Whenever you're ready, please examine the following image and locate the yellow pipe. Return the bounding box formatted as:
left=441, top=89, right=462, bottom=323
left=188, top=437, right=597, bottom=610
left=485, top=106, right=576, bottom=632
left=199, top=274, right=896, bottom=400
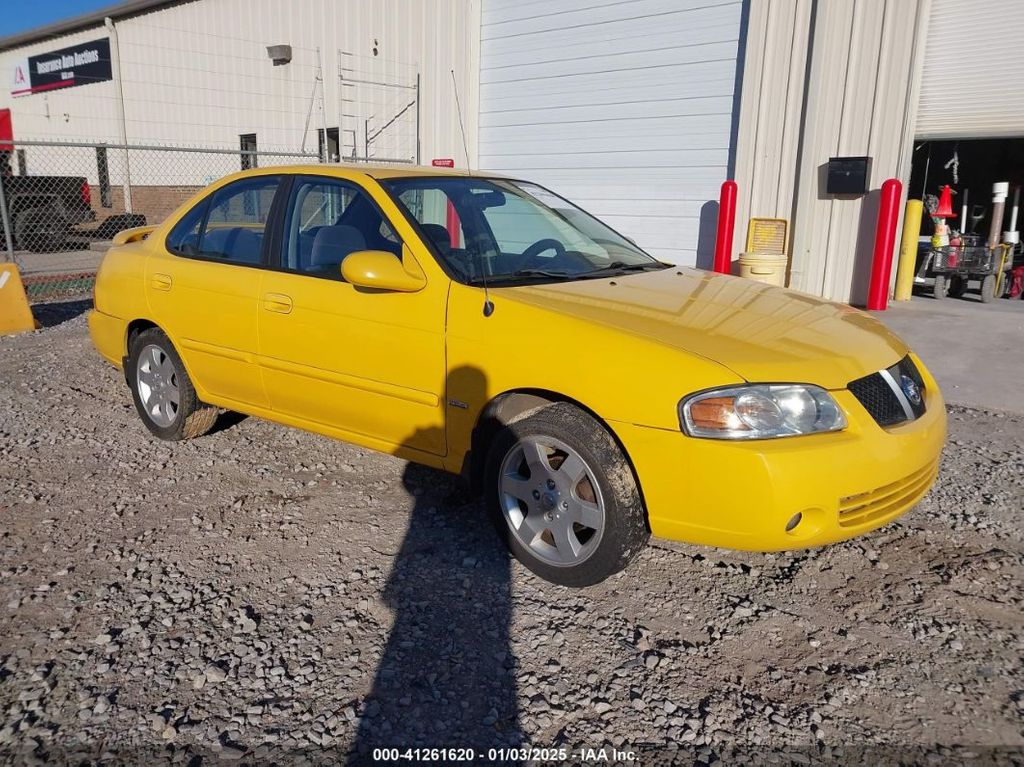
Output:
left=995, top=243, right=1011, bottom=297
left=894, top=199, right=924, bottom=301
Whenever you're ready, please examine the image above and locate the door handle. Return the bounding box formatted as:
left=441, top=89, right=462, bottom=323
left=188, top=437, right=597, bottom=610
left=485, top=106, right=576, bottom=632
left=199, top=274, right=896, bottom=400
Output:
left=262, top=293, right=293, bottom=314
left=150, top=273, right=172, bottom=291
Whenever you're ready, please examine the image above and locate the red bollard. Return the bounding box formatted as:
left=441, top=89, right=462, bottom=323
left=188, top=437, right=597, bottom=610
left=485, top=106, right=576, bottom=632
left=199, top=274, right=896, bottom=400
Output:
left=713, top=180, right=737, bottom=274
left=866, top=178, right=903, bottom=310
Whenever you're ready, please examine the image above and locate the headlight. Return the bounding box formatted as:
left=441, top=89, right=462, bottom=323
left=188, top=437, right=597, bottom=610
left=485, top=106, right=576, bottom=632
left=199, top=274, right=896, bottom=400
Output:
left=679, top=384, right=846, bottom=440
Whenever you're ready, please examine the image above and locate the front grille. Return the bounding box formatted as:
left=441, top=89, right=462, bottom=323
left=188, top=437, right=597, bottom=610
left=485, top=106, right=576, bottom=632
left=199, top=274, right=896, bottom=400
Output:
left=838, top=459, right=939, bottom=528
left=848, top=356, right=926, bottom=427
left=848, top=371, right=905, bottom=426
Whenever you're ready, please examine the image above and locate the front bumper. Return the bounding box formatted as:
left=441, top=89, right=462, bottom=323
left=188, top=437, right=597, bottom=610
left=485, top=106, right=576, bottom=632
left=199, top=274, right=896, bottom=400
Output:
left=612, top=354, right=947, bottom=551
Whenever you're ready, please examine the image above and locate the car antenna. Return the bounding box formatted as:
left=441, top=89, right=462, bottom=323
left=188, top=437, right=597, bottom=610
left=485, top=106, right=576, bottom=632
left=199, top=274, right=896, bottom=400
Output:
left=451, top=68, right=494, bottom=317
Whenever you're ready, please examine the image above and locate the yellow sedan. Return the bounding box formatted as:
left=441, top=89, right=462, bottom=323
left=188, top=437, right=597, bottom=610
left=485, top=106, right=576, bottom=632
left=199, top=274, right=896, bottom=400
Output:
left=89, top=166, right=946, bottom=586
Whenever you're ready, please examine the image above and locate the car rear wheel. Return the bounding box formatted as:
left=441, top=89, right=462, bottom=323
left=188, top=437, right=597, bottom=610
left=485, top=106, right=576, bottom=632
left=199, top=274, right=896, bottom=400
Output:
left=485, top=402, right=649, bottom=587
left=128, top=328, right=217, bottom=441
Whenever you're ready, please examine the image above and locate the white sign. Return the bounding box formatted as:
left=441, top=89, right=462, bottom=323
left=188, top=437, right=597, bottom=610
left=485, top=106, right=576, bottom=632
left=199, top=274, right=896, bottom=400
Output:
left=10, top=58, right=30, bottom=97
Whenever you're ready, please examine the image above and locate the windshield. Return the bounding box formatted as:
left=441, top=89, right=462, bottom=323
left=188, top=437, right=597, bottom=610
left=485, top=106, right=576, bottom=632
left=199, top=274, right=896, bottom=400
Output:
left=380, top=177, right=667, bottom=284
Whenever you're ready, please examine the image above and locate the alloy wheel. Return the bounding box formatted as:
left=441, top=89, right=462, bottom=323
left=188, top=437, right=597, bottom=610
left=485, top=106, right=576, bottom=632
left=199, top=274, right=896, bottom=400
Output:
left=136, top=344, right=180, bottom=427
left=498, top=436, right=606, bottom=568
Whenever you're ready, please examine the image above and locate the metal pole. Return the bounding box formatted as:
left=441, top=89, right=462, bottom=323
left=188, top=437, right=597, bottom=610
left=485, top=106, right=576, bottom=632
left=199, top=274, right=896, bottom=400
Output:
left=339, top=50, right=356, bottom=159
left=0, top=171, right=15, bottom=260
left=987, top=182, right=1008, bottom=250
left=317, top=47, right=329, bottom=163
left=105, top=16, right=133, bottom=213
left=0, top=138, right=314, bottom=157
left=299, top=58, right=320, bottom=155
left=415, top=73, right=421, bottom=165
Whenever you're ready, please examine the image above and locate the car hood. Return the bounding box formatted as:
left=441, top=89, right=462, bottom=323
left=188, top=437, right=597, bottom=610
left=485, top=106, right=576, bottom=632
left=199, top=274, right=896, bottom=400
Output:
left=502, top=268, right=908, bottom=390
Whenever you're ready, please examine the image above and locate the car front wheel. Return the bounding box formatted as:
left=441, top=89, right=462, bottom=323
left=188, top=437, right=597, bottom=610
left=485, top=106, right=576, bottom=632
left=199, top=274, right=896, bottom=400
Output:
left=485, top=402, right=649, bottom=587
left=127, top=327, right=218, bottom=441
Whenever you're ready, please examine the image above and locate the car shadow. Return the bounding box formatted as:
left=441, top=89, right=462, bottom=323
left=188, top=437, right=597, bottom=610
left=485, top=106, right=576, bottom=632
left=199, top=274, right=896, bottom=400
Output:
left=31, top=298, right=92, bottom=327
left=348, top=367, right=522, bottom=762
left=207, top=410, right=249, bottom=435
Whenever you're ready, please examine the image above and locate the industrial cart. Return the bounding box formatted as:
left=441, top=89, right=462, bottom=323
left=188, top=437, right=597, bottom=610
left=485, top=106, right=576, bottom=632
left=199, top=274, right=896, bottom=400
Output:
left=916, top=234, right=1013, bottom=302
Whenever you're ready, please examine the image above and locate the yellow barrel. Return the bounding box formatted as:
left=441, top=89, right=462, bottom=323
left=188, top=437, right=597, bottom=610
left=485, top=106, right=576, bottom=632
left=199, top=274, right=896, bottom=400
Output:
left=738, top=252, right=788, bottom=286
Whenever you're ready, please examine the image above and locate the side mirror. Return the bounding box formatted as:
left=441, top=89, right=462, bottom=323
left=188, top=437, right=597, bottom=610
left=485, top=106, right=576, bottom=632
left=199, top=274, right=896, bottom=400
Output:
left=340, top=249, right=426, bottom=293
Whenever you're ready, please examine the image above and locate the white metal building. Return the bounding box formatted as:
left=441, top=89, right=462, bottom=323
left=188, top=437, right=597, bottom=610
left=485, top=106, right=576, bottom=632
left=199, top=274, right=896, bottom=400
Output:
left=1, top=0, right=481, bottom=164
left=477, top=0, right=744, bottom=266
left=3, top=0, right=1024, bottom=302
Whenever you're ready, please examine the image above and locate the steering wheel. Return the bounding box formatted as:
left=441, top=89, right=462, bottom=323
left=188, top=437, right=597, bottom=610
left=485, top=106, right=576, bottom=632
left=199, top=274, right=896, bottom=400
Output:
left=521, top=238, right=567, bottom=266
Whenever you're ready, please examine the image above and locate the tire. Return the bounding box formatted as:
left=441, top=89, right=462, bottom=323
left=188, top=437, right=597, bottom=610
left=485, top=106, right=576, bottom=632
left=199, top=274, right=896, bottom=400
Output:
left=484, top=402, right=649, bottom=587
left=948, top=275, right=967, bottom=298
left=980, top=273, right=997, bottom=303
left=932, top=274, right=948, bottom=300
left=127, top=327, right=218, bottom=441
left=997, top=273, right=1011, bottom=299
left=13, top=207, right=70, bottom=252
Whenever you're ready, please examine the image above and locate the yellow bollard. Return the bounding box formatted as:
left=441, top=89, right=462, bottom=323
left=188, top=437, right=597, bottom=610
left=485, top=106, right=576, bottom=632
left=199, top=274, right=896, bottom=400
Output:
left=0, top=263, right=36, bottom=336
left=894, top=199, right=924, bottom=301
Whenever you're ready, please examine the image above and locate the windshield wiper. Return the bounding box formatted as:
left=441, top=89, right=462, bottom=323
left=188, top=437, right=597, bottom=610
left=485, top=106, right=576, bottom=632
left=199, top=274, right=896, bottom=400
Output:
left=511, top=268, right=576, bottom=279
left=467, top=263, right=666, bottom=285
left=466, top=268, right=575, bottom=285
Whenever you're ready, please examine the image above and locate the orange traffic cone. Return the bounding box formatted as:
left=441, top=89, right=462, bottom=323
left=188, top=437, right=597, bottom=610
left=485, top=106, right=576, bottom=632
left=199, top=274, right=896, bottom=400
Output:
left=935, top=184, right=956, bottom=217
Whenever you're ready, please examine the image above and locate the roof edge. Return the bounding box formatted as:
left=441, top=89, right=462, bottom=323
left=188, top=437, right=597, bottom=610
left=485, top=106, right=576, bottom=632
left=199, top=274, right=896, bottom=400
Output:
left=0, top=0, right=191, bottom=53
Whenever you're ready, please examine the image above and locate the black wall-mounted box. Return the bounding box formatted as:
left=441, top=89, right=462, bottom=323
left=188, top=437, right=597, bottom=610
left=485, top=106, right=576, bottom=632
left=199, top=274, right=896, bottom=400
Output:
left=826, top=156, right=872, bottom=195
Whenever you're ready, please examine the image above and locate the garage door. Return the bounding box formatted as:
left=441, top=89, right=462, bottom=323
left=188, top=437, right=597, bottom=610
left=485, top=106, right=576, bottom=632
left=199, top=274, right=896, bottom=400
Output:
left=478, top=0, right=745, bottom=265
left=916, top=0, right=1024, bottom=139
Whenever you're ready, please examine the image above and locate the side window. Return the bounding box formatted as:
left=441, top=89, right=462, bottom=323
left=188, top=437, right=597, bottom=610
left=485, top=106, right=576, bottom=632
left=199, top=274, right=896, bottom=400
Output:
left=166, top=199, right=208, bottom=255
left=197, top=176, right=279, bottom=265
left=281, top=177, right=401, bottom=277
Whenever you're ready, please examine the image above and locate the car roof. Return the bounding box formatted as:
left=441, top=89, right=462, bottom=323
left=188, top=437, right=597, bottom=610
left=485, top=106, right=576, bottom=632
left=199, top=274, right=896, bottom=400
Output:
left=230, top=164, right=509, bottom=181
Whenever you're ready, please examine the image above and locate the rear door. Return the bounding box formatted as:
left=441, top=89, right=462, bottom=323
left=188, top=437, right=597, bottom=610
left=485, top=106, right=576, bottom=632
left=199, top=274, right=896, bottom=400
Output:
left=146, top=174, right=281, bottom=409
left=255, top=174, right=448, bottom=455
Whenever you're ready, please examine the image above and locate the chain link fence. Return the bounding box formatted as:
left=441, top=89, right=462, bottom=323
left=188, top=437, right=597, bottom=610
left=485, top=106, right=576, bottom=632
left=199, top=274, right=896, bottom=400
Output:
left=0, top=140, right=322, bottom=304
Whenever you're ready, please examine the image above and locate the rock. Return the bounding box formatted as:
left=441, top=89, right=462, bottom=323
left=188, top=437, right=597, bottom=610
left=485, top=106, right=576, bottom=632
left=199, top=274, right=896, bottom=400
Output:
left=205, top=665, right=228, bottom=683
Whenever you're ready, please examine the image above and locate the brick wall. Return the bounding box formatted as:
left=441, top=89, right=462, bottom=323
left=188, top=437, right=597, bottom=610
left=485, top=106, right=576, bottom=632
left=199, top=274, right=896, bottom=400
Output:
left=85, top=184, right=202, bottom=231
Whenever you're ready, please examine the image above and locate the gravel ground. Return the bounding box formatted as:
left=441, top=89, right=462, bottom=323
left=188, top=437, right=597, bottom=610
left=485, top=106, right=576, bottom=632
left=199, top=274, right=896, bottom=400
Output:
left=1, top=312, right=1022, bottom=765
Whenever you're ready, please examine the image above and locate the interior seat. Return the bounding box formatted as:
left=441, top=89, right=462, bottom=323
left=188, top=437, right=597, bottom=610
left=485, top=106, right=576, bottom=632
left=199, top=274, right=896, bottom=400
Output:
left=309, top=225, right=367, bottom=276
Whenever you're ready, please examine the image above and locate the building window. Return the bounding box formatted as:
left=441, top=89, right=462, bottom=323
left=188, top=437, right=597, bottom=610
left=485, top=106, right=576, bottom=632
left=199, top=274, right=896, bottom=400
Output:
left=240, top=133, right=258, bottom=170
left=318, top=127, right=340, bottom=163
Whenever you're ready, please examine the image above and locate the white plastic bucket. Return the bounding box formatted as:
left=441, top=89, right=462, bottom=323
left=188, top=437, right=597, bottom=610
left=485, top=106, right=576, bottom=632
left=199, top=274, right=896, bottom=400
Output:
left=738, top=252, right=788, bottom=287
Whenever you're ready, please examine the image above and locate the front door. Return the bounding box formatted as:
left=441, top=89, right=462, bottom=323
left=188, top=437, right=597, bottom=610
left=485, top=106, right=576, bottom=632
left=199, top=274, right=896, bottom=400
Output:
left=145, top=174, right=281, bottom=409
left=256, top=175, right=448, bottom=456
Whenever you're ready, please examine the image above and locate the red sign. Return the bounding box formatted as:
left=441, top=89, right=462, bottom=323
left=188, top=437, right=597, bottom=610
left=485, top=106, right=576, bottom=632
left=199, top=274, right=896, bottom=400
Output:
left=431, top=158, right=455, bottom=168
